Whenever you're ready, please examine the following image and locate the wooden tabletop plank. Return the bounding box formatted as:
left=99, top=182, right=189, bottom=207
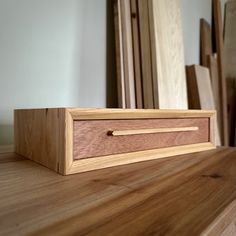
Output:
left=0, top=148, right=236, bottom=235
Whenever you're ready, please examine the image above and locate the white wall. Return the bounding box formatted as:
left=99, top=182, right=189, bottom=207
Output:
left=0, top=0, right=107, bottom=144
left=0, top=0, right=228, bottom=145
left=181, top=0, right=227, bottom=65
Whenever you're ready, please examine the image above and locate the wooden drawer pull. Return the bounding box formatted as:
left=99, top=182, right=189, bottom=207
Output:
left=107, top=127, right=199, bottom=136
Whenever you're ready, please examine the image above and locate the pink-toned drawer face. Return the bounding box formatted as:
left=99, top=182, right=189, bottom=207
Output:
left=73, top=118, right=209, bottom=160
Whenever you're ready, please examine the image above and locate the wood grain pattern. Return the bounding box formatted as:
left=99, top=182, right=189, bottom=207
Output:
left=207, top=54, right=222, bottom=142
left=69, top=108, right=215, bottom=120
left=1, top=148, right=236, bottom=235
left=114, top=0, right=126, bottom=108
left=224, top=1, right=236, bottom=146
left=70, top=142, right=215, bottom=174
left=213, top=0, right=228, bottom=146
left=202, top=199, right=236, bottom=235
left=137, top=0, right=154, bottom=108
left=149, top=0, right=188, bottom=109
left=114, top=0, right=136, bottom=108
left=200, top=19, right=212, bottom=67
left=186, top=65, right=215, bottom=109
left=73, top=118, right=209, bottom=159
left=119, top=0, right=136, bottom=108
left=130, top=0, right=143, bottom=108
left=186, top=65, right=221, bottom=145
left=15, top=108, right=216, bottom=175
left=14, top=108, right=66, bottom=173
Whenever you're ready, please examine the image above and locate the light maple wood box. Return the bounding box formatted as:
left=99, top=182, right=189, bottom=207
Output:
left=14, top=108, right=216, bottom=175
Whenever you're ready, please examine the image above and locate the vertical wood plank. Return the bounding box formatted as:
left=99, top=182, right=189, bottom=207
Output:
left=200, top=19, right=212, bottom=67
left=148, top=0, right=159, bottom=108
left=207, top=54, right=222, bottom=145
left=186, top=65, right=215, bottom=109
left=213, top=0, right=228, bottom=146
left=137, top=0, right=154, bottom=109
left=114, top=0, right=126, bottom=108
left=120, top=0, right=136, bottom=108
left=130, top=0, right=143, bottom=108
left=149, top=0, right=188, bottom=109
left=114, top=0, right=136, bottom=108
left=224, top=0, right=236, bottom=146
left=186, top=65, right=221, bottom=145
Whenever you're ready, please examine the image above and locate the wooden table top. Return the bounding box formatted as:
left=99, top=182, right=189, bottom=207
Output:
left=1, top=148, right=236, bottom=235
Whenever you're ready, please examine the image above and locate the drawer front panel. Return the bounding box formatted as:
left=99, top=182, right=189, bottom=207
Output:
left=73, top=118, right=209, bottom=160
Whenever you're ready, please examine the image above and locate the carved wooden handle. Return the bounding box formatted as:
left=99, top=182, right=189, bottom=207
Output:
left=107, top=127, right=199, bottom=136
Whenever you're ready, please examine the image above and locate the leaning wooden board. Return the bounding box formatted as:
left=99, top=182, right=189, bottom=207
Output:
left=14, top=108, right=216, bottom=175
left=207, top=55, right=223, bottom=144
left=130, top=0, right=143, bottom=108
left=114, top=0, right=136, bottom=108
left=1, top=148, right=236, bottom=235
left=213, top=0, right=228, bottom=146
left=149, top=0, right=188, bottom=109
left=224, top=0, right=236, bottom=146
left=186, top=65, right=215, bottom=110
left=200, top=18, right=212, bottom=67
left=138, top=0, right=154, bottom=108
left=186, top=65, right=221, bottom=145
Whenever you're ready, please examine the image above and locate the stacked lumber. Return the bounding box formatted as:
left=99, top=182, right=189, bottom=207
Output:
left=187, top=0, right=230, bottom=146
left=114, top=0, right=188, bottom=109
left=114, top=0, right=232, bottom=146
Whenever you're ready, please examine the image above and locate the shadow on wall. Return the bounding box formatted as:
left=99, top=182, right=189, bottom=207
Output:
left=106, top=0, right=118, bottom=108
left=0, top=124, right=14, bottom=145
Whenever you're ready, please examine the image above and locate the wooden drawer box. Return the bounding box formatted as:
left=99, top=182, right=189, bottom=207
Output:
left=14, top=108, right=216, bottom=175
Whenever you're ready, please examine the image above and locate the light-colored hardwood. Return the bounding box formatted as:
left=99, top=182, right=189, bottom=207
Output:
left=119, top=0, right=136, bottom=108
left=15, top=108, right=216, bottom=175
left=68, top=108, right=215, bottom=119
left=200, top=19, right=212, bottom=67
left=207, top=54, right=222, bottom=142
left=186, top=65, right=220, bottom=146
left=70, top=142, right=214, bottom=174
left=1, top=148, right=236, bottom=235
left=137, top=0, right=154, bottom=108
left=213, top=0, right=228, bottom=146
left=73, top=118, right=209, bottom=159
left=186, top=65, right=215, bottom=110
left=149, top=0, right=187, bottom=109
left=114, top=0, right=136, bottom=108
left=114, top=0, right=126, bottom=108
left=109, top=126, right=199, bottom=136
left=130, top=0, right=143, bottom=108
left=14, top=108, right=65, bottom=173
left=202, top=199, right=236, bottom=236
